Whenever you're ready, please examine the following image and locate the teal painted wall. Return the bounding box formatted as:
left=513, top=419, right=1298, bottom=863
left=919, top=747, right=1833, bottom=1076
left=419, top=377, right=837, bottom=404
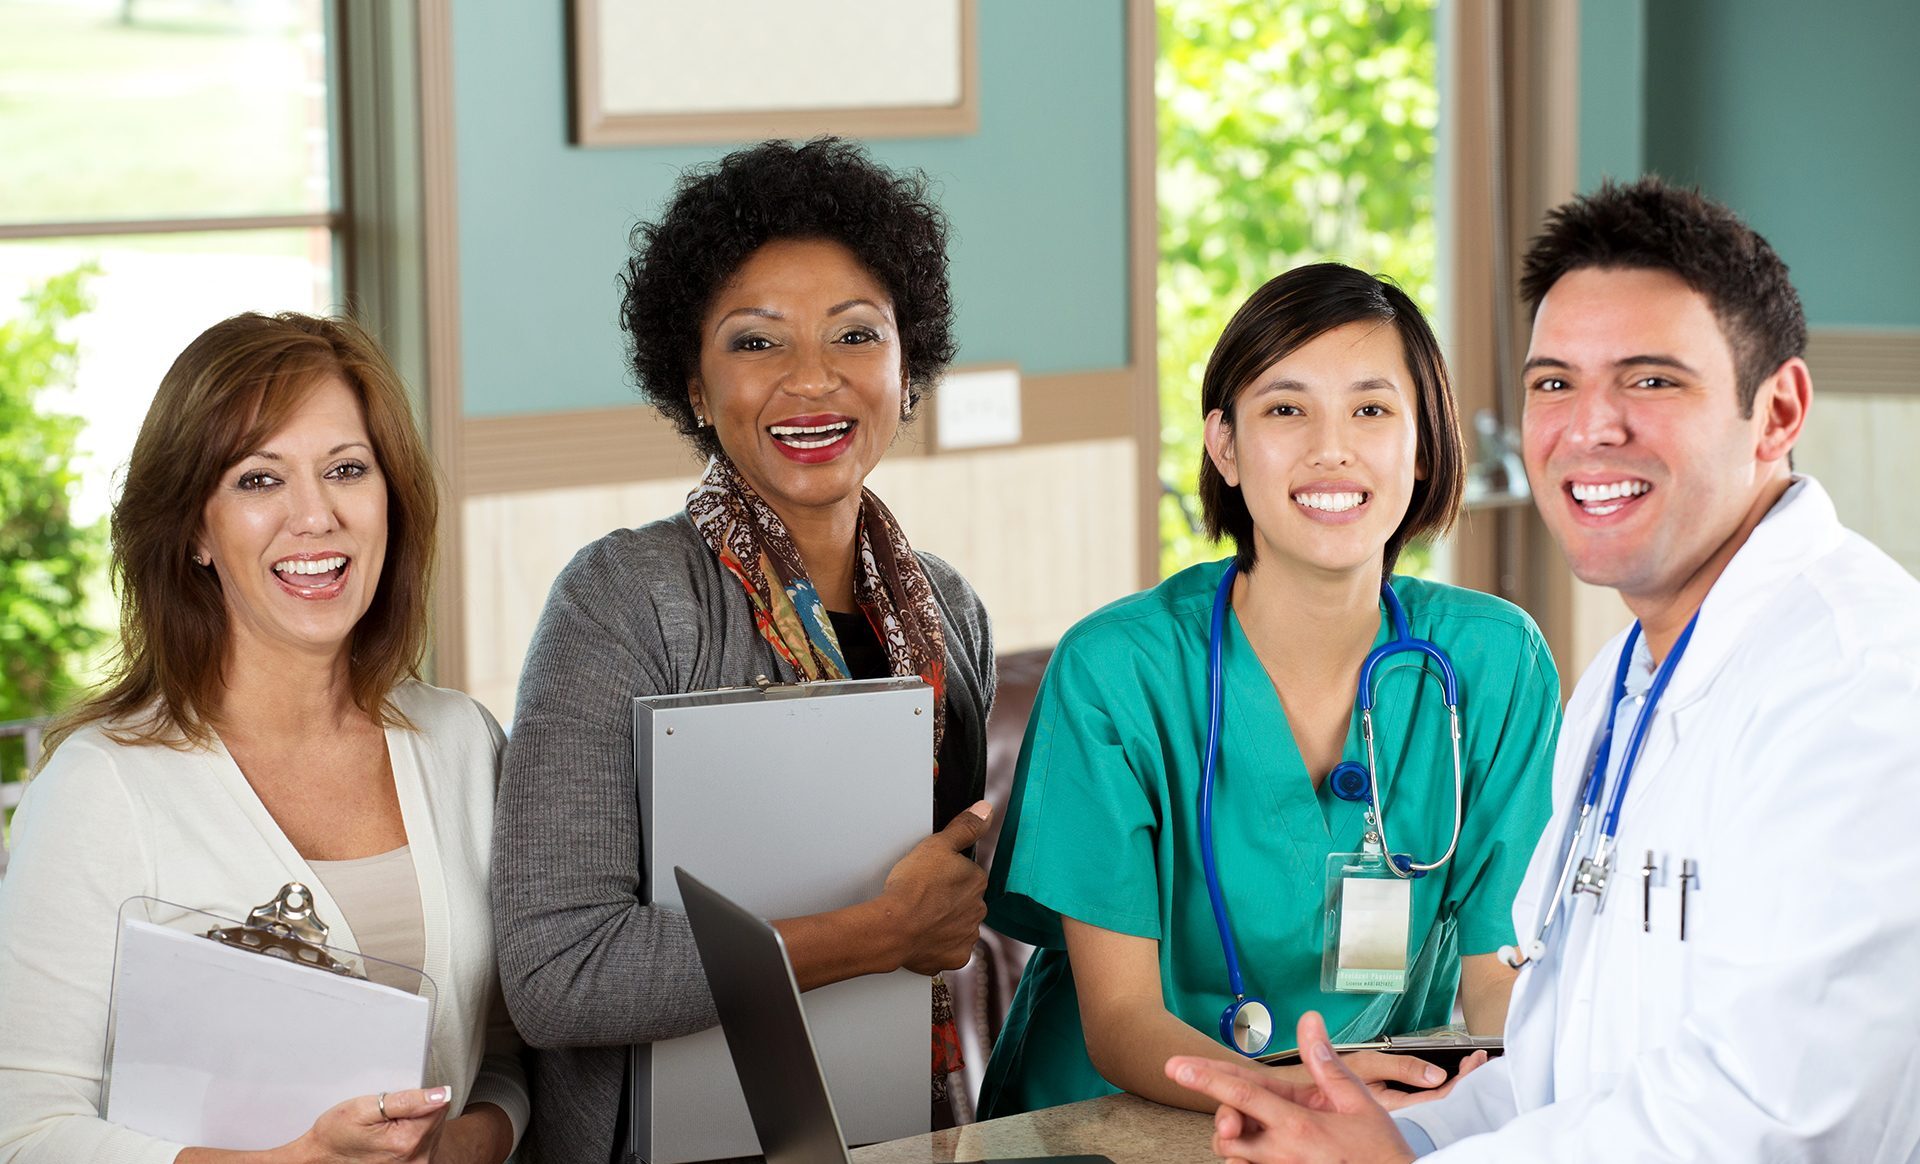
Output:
left=1577, top=0, right=1644, bottom=190
left=450, top=2, right=1130, bottom=418
left=1632, top=0, right=1920, bottom=328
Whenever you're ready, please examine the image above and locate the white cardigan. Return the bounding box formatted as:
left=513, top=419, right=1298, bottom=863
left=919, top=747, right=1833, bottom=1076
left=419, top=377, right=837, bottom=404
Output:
left=0, top=681, right=528, bottom=1164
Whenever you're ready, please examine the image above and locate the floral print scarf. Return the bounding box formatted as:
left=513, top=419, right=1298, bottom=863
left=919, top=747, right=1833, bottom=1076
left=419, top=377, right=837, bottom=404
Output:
left=687, top=453, right=949, bottom=758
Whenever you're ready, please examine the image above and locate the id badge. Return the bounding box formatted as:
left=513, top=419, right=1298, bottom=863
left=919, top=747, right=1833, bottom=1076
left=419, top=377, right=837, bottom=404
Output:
left=1321, top=850, right=1411, bottom=994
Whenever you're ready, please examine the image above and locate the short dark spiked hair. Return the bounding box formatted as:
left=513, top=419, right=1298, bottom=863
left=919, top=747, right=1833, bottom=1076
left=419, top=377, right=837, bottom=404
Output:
left=1198, top=262, right=1464, bottom=577
left=1520, top=177, right=1807, bottom=416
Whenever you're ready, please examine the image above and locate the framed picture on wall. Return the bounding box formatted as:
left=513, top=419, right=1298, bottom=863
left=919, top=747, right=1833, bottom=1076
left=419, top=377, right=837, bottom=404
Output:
left=570, top=0, right=978, bottom=146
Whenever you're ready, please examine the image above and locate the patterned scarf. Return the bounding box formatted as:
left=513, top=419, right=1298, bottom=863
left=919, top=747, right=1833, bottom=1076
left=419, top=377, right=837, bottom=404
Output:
left=687, top=454, right=948, bottom=761
left=687, top=455, right=964, bottom=1086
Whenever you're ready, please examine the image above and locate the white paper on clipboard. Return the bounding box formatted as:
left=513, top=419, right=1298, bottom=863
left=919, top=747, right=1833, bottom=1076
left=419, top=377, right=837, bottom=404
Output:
left=104, top=915, right=432, bottom=1150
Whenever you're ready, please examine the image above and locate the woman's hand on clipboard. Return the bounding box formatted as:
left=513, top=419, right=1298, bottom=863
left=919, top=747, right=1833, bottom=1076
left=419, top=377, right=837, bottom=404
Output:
left=304, top=1086, right=451, bottom=1162
left=177, top=1085, right=452, bottom=1163
left=771, top=801, right=994, bottom=989
left=880, top=801, right=994, bottom=975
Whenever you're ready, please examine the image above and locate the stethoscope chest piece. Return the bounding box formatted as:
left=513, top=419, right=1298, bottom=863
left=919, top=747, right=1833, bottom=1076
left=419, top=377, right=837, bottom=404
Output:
left=1220, top=995, right=1274, bottom=1056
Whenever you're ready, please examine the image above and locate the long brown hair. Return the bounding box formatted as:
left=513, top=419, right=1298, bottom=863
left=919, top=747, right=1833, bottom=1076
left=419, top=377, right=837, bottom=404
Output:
left=42, top=313, right=438, bottom=760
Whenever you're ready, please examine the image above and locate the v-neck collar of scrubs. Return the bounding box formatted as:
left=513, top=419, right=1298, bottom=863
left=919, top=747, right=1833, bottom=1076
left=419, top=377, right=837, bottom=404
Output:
left=1218, top=582, right=1399, bottom=857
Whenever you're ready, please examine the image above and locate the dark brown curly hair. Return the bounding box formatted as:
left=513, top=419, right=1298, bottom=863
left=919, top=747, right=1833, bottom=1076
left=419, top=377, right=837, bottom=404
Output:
left=619, top=137, right=957, bottom=458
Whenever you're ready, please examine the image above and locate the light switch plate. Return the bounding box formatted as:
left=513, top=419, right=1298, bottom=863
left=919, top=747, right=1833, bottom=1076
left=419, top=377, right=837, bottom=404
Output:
left=934, top=366, right=1022, bottom=450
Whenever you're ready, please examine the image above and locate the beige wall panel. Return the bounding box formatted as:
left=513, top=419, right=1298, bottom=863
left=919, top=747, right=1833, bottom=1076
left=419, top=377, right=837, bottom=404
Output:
left=462, top=476, right=699, bottom=721
left=865, top=439, right=1140, bottom=653
left=1796, top=393, right=1874, bottom=530
left=461, top=440, right=1138, bottom=724
left=1794, top=393, right=1920, bottom=578
left=1569, top=578, right=1633, bottom=677
left=1864, top=396, right=1920, bottom=570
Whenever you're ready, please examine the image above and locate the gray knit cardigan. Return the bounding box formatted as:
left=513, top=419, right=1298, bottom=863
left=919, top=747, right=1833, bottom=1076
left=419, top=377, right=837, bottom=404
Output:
left=491, top=511, right=995, bottom=1164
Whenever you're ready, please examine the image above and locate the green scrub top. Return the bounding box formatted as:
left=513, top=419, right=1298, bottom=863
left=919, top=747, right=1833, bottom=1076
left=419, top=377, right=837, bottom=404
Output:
left=978, top=559, right=1560, bottom=1117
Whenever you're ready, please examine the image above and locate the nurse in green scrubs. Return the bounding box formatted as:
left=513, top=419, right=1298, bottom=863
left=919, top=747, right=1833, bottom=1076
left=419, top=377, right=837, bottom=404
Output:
left=979, top=263, right=1559, bottom=1116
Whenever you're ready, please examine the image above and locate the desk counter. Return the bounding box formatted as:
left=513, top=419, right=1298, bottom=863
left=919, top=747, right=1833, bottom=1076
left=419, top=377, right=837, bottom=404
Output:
left=850, top=1094, right=1215, bottom=1164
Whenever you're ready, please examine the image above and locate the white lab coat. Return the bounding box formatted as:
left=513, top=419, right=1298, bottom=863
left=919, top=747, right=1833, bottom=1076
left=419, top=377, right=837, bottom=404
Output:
left=1401, top=477, right=1920, bottom=1162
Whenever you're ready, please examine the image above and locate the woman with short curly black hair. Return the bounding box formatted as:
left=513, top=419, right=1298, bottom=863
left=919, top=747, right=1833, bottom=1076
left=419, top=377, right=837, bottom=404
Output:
left=492, top=138, right=996, bottom=1160
left=620, top=136, right=957, bottom=452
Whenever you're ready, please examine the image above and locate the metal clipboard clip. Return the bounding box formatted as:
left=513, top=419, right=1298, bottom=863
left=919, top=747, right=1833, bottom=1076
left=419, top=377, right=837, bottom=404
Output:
left=202, top=881, right=365, bottom=979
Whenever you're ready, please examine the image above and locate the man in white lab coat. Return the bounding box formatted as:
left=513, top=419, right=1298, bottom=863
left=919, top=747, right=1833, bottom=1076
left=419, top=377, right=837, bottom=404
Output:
left=1166, top=178, right=1920, bottom=1161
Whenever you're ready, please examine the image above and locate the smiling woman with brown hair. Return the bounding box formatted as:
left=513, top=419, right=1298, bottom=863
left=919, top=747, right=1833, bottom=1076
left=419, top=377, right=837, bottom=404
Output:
left=491, top=137, right=997, bottom=1160
left=0, top=313, right=526, bottom=1164
left=52, top=314, right=437, bottom=753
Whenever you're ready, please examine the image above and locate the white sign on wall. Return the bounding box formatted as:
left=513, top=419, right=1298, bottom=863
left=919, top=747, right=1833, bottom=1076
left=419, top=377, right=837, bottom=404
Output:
left=935, top=366, right=1023, bottom=451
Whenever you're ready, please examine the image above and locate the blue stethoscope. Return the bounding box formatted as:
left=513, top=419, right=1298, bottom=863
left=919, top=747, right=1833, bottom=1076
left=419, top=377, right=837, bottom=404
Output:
left=1498, top=611, right=1699, bottom=969
left=1200, top=561, right=1467, bottom=1055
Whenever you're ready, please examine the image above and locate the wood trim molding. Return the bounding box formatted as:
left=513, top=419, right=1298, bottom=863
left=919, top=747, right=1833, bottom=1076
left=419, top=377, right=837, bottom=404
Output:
left=1021, top=368, right=1143, bottom=449
left=1443, top=0, right=1585, bottom=691
left=462, top=406, right=697, bottom=496
left=0, top=213, right=338, bottom=241
left=1806, top=328, right=1920, bottom=396
left=1439, top=0, right=1507, bottom=603
left=1517, top=0, right=1586, bottom=694
left=1126, top=0, right=1160, bottom=589
left=459, top=367, right=1140, bottom=496
left=419, top=0, right=467, bottom=689
left=570, top=0, right=978, bottom=146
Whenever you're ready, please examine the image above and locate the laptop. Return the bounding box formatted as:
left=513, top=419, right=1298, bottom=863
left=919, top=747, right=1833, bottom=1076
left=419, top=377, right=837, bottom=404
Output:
left=676, top=867, right=1114, bottom=1164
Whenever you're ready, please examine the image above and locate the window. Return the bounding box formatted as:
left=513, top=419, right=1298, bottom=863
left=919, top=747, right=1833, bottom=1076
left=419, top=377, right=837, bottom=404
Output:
left=1154, top=0, right=1442, bottom=577
left=0, top=0, right=343, bottom=532
left=0, top=0, right=350, bottom=822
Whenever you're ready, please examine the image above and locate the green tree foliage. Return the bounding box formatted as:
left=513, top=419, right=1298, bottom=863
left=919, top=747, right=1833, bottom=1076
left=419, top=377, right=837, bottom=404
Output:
left=1158, top=0, right=1438, bottom=575
left=0, top=268, right=105, bottom=734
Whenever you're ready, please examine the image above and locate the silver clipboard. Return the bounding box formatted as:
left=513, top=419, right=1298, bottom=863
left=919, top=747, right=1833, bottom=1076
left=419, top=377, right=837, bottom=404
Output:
left=627, top=677, right=933, bottom=1164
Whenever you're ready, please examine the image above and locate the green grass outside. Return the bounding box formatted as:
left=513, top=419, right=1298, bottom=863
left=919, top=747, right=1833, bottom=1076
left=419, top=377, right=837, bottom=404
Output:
left=0, top=0, right=328, bottom=224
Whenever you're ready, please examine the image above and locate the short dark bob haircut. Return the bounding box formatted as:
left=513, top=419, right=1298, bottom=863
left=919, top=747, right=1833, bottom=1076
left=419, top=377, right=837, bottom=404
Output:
left=619, top=137, right=957, bottom=458
left=1520, top=176, right=1806, bottom=417
left=1199, top=262, right=1464, bottom=577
